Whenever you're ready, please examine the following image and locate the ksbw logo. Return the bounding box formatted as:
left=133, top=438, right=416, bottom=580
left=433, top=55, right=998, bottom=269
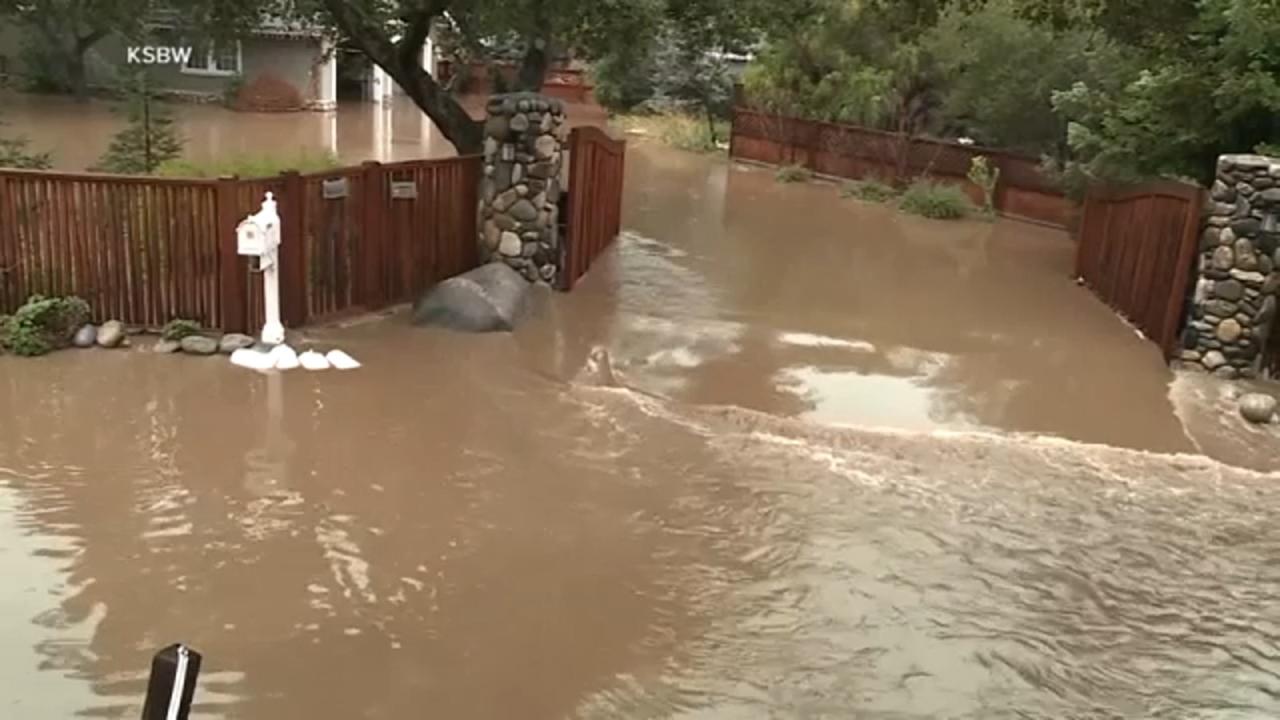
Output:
left=126, top=46, right=193, bottom=65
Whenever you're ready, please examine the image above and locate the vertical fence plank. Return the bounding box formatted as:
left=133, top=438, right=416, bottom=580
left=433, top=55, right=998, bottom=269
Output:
left=279, top=171, right=308, bottom=327
left=216, top=176, right=247, bottom=334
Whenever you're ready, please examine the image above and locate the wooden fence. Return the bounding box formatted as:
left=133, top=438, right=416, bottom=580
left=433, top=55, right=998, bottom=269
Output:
left=0, top=156, right=482, bottom=333
left=1075, top=181, right=1204, bottom=359
left=561, top=126, right=626, bottom=290
left=730, top=108, right=1073, bottom=228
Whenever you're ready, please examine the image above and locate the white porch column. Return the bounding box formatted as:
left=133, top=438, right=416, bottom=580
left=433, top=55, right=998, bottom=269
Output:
left=371, top=64, right=395, bottom=104
left=373, top=101, right=392, bottom=161
left=315, top=37, right=337, bottom=110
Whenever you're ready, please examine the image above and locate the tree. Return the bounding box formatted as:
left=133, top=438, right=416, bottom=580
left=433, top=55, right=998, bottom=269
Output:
left=923, top=0, right=1098, bottom=158
left=1047, top=0, right=1280, bottom=185
left=94, top=72, right=184, bottom=174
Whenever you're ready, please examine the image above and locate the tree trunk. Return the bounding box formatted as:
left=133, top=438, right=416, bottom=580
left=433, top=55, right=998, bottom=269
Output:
left=65, top=51, right=88, bottom=99
left=514, top=39, right=549, bottom=92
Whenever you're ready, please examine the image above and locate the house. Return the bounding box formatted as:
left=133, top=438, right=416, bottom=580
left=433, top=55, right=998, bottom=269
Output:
left=0, top=14, right=434, bottom=112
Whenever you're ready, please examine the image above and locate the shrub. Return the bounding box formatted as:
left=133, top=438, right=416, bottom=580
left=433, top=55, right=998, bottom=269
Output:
left=898, top=180, right=975, bottom=219
left=157, top=150, right=342, bottom=179
left=840, top=179, right=899, bottom=202
left=775, top=164, right=813, bottom=184
left=966, top=155, right=1000, bottom=215
left=0, top=135, right=52, bottom=169
left=160, top=318, right=201, bottom=342
left=0, top=295, right=91, bottom=356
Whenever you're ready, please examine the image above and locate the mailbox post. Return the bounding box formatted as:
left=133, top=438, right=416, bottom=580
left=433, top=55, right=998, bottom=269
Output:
left=236, top=193, right=285, bottom=346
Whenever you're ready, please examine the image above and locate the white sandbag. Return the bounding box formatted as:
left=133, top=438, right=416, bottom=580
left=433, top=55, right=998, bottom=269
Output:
left=230, top=347, right=274, bottom=371
left=299, top=350, right=330, bottom=371
left=326, top=349, right=360, bottom=370
left=270, top=344, right=300, bottom=370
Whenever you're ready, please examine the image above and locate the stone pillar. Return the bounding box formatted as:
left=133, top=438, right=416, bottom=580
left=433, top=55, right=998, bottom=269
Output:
left=1181, top=153, right=1280, bottom=377
left=477, top=93, right=568, bottom=284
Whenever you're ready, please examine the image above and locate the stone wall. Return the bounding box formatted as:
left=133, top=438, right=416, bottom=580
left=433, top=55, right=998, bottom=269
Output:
left=1181, top=154, right=1280, bottom=378
left=477, top=93, right=568, bottom=284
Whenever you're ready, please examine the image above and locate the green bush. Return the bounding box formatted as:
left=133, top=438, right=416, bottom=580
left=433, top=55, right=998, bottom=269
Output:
left=157, top=150, right=343, bottom=179
left=160, top=318, right=201, bottom=342
left=0, top=295, right=91, bottom=356
left=840, top=179, right=899, bottom=202
left=898, top=180, right=975, bottom=220
left=775, top=164, right=813, bottom=183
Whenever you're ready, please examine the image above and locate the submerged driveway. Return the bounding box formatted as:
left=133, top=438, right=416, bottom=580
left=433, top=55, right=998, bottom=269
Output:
left=536, top=142, right=1198, bottom=455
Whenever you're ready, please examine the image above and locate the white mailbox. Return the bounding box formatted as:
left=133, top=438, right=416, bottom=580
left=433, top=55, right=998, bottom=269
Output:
left=237, top=192, right=285, bottom=346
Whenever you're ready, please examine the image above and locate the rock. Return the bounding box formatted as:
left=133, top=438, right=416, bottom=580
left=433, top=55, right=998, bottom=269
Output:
left=1211, top=179, right=1235, bottom=202
left=1261, top=255, right=1274, bottom=274
left=540, top=113, right=553, bottom=133
left=494, top=162, right=513, bottom=191
left=153, top=339, right=181, bottom=354
left=1260, top=189, right=1280, bottom=203
left=1179, top=349, right=1202, bottom=362
left=515, top=184, right=529, bottom=197
left=1232, top=218, right=1262, bottom=235
left=535, top=134, right=558, bottom=160
left=411, top=262, right=533, bottom=333
left=1239, top=393, right=1278, bottom=424
left=219, top=333, right=255, bottom=354
left=509, top=199, right=538, bottom=222
left=1212, top=246, right=1234, bottom=270
left=1205, top=299, right=1237, bottom=317
left=480, top=178, right=496, bottom=204
left=493, top=188, right=519, bottom=212
left=1216, top=318, right=1243, bottom=342
left=1229, top=269, right=1266, bottom=283
left=485, top=115, right=508, bottom=139
left=482, top=220, right=501, bottom=251
left=73, top=324, right=97, bottom=348
left=512, top=163, right=524, bottom=185
left=180, top=335, right=218, bottom=355
left=495, top=214, right=517, bottom=231
left=1213, top=366, right=1240, bottom=379
left=1202, top=350, right=1227, bottom=369
left=509, top=113, right=530, bottom=133
left=96, top=320, right=125, bottom=348
left=499, top=231, right=522, bottom=256
left=483, top=137, right=498, bottom=156
left=1214, top=279, right=1245, bottom=301
left=528, top=162, right=556, bottom=179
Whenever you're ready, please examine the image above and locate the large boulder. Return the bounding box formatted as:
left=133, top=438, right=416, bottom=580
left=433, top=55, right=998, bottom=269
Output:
left=411, top=262, right=533, bottom=332
left=1239, top=393, right=1278, bottom=424
left=96, top=320, right=125, bottom=348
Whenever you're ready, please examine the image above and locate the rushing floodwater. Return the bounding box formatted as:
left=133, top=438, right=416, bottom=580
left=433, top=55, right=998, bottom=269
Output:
left=2, top=97, right=1279, bottom=718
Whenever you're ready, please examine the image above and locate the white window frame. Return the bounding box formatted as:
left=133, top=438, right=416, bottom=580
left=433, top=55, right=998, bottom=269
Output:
left=180, top=40, right=242, bottom=77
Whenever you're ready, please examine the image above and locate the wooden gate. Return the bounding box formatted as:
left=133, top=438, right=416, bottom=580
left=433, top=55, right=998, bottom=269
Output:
left=561, top=126, right=625, bottom=290
left=1075, top=181, right=1205, bottom=359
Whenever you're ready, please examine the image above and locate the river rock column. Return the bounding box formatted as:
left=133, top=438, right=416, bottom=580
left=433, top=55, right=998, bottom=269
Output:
left=477, top=93, right=568, bottom=284
left=1182, top=153, right=1280, bottom=378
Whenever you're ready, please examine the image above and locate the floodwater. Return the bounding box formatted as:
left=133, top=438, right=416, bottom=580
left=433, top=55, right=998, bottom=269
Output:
left=0, top=90, right=605, bottom=171
left=3, top=98, right=1280, bottom=718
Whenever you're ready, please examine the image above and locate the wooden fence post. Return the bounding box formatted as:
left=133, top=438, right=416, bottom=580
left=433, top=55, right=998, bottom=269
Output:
left=279, top=171, right=307, bottom=327
left=359, top=161, right=384, bottom=308
left=215, top=175, right=247, bottom=333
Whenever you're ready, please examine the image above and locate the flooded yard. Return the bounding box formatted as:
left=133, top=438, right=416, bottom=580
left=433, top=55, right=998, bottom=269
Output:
left=1, top=96, right=1279, bottom=718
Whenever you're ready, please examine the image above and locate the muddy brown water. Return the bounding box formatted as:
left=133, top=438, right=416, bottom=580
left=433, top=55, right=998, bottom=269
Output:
left=2, top=97, right=1280, bottom=717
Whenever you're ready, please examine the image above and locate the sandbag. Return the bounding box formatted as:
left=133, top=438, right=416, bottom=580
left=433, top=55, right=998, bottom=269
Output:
left=411, top=262, right=533, bottom=333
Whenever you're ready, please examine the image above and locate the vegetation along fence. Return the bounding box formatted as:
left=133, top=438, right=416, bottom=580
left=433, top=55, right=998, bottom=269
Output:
left=1074, top=181, right=1205, bottom=360
left=561, top=126, right=626, bottom=291
left=729, top=108, right=1073, bottom=228
left=0, top=156, right=482, bottom=333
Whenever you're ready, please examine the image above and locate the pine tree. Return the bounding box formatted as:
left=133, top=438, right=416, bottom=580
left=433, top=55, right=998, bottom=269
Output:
left=95, top=71, right=184, bottom=174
